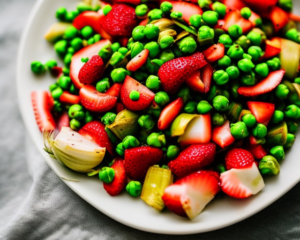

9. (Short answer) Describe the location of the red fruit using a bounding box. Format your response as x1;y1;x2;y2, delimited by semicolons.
158;98;184;130
263;37;281;59
246;143;267;160
168;143;216;178
106;83;122;98
223;10;253;34
120;76;155;111
57;112;69;131
126;49;149;72
116;102;125;113
186;70;204;93
119;37;129;47
247;101;275;126
79;120;114;156
214;19;225;30
79;85;117;113
78;55;104;84
212;120;235;148
203;44;225;63
225;148;255;170
31;91;56;132
108;0;141;4
70;39;111;89
260;6;289;32
101;4;137;37
249;11;261;27
103;160;127;196
162;171;220;219
50;66;63;78
238;69;285;97
201;64;213;93
59;91;80;105
158;52;207;94
219;0;245;10
124;146;163;181
242;0;278;12
288;13;300;23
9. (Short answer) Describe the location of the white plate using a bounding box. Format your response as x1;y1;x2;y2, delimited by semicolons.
17;0;300;235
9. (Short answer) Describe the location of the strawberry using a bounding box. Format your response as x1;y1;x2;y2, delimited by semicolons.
106;0;141;5
158;52;207;94
57;112;70;131
101;4;137;37
220;0;246;10
116;102;125;113
59;91;80;105
106;83;122;98
119;37;129;47
247;101;275;125
124;146;163;181
50;66;63;78
126;49;149;72
223;10;253;34
139;18;148;26
31;91;56;132
242;0;278;12
185;70;204;93
212;120;235;148
79;120;114;156
70;39;111;89
79;85;117;113
263;37;281;60
225;148;255;170
246;143;267;160
78;55;104;84
168;143;216;178
158;98;184;130
260;6;289;32
202;44;225;63
162;171;220;219
103;160;126;196
220;163;265;199
120;76;155;111
238;69;285;97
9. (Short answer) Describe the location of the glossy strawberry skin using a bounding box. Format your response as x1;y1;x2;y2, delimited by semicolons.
106;83;122;98
225;148;255;170
158;52;207;94
78;55;104;84
223;10;253;34
103;160;126;196
59;92;80;105
247;101;275;126
202;44;225;63
168;143;216;178
126;49;149;72
124;146;163;181
212;120;235;148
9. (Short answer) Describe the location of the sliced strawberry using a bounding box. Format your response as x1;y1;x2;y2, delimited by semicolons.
118;37;129;47
288;13;300;23
139;18;148;26
260;6;289;32
116;102;125;113
246;143;268;160
106;83;122;98
70;39;111;89
242;0;278;12
186;70;204;93
247;101;275;125
220;163;265;199
201;64;213;93
78;55;104;84
220;0;246;10
126;49;149;72
79;120;114;156
249;11;261;27
223;10;253;34
50;66;63;78
79;85;117;112
59;91;80;105
31;91;56;132
103;160;127;196
203;44;225;63
238;69;285;97
124;146;163;181
263;37;281;59
168;143;216;178
162;171;220;219
57;112;70;131
225;148;255;170
158;52;207;94
120;76;155;111
158;98;184;130
178;114;212;147
212;120;235;148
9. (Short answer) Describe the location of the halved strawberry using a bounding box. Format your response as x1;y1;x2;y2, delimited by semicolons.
79;85;117;112
78;55;104;84
57;112;70;131
225;148;255;170
79;120;114;156
168;143;216;178
263;37;281;59
242;0;278;12
50;66;63;78
238;69;285;97
70;39;111;89
247;101;275;125
260;6;289;32
59;91;80;105
158;98;184;130
124;146;163;181
223;10;253;34
246;143;268;160
103;160;126;196
162;171;220;219
106;83;122;98
201;64;213;93
212;120;235;148
120;76;155;111
31;91;56;132
203;44;225;63
126;49;149;72
220;163;265;199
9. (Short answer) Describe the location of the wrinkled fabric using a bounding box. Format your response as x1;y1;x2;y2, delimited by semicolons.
1;0;300;239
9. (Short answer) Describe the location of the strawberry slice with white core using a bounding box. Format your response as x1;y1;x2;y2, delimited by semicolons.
212;120;235;148
220;163;265;199
70;39;111;89
162;171;220;220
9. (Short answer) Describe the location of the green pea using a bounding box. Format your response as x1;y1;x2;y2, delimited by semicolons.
123;135;140;149
111;68;128;83
126;181;142;197
278;0;292;12
68;104;85;120
286;28;300;43
132;26;145;41
101;112;116;125
134;71;147;81
136;4;148;17
287;120;298;134
64;26;78;40
242;113;256;128
54;40;68;57
235;35;251;50
198;26;215;46
248;46;263;62
62;67;70;76
240;7;252;20
110;52;124;66
116;143;125;156
49;83;58;92
213;95;229;112
159;35;174;49
138;115;155;131
227;44;244;59
129;90;140;101
58;76;71;90
144;41;160;58
148;9;163;21
147;133;166;148
247;31;261;46
170;11;183;19
212;2;226;18
226;66;240;79
51;87;63;100
166;145;180;160
218;56;231;68
238;58;255;72
266;57;281;71
56;7;67;21
76;2;92;12
212;113;225;126
259;156;280;175
160;1;173;14
243;53;252;60
213;70;229;85
64;53;73;67
65;11;79;23
93;34;101;42
88;37;96;45
202;11;219;26
285;105;300;119
130;42;143;59
155;92;170;106
252;123;267;138
228;24;243;39
67;47;75;54
99;167;115;183
294;77;300;84
197;100;212;114
230;80;239;99
144;24;159;39
96;79;110;93
53;100;62;112
255;63;269;77
111;42;121;53
178;36;197;54
117;47;128;56
207;85;217;101
70;119;81;130
270;110;284;124
198;0;212;9
270;146;285;162
189;14;202;28
70;38;83;51
177;86;191;103
85;111;94;123
219;34;233;48
275;84;289;100
103;5;112;16
98;44;112;60
184;101;197;113
230;122;249;139
81;26;94;39
146;75;161;90
241;71;256;86
45;60;58;71
159;49;175;62
31;61;45;74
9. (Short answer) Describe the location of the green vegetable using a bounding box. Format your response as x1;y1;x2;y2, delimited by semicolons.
116;142;125;156
218;55;231;68
103;5;112;15
198;25;214;46
51;87;63;100
230;122;249;139
129;90;140;101
170;11;182;19
98;44;112;60
219;34;233;48
266;121;288;146
53;100;62;112
144;24;160;39
177;86;191;103
242;113;256;128
213;70;229;85
286;29;300;43
226;66;240;79
111;68;128;83
64;53;73;67
110;52;124;66
99;167;115;183
198;0;212;9
212;2;226;18
248;46;263;61
70;119;81;130
184;101;197;113
123;135;140;149
49;83;58;92
64;26;78;40
68;104;85;120
144;41;160;58
146;75;161;91
189;14;202;28
54;40;68;57
58;76;71;90
212;113;225;126
247;31;261;46
147;133;166;148
138;115;155;131
227;44;244;59
118;47;128;56
197;100;212;114
284;105;300;119
241;71;256;86
70;38;83;51
148;9;163;21
136;4;148;17
259;156;280;175
166;145;180;159
81;26;94;39
255;63;269;77
56;7;67;21
111;42;121;53
240;7;252;19
238;58;255;72
101;112;117;125
213;95;229;112
96;78;110;93
202;11;219;26
31;61;45;74
278;0;292;12
160;2;173;14
270;146;285;162
287;120;298;134
155;92;170;106
159;35;174;49
252;123;268;138
267;57;281;71
284;133;295;148
159;49;175;62
126;181;142;197
76;2;92;13
228;24;243;39
236;35;251;50
85;111;94;123
132;26;145;41
178;36;197;54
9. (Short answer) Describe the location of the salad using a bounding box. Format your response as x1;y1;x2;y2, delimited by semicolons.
30;0;300;220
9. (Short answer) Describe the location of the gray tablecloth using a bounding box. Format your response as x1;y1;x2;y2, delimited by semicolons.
1;0;300;239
